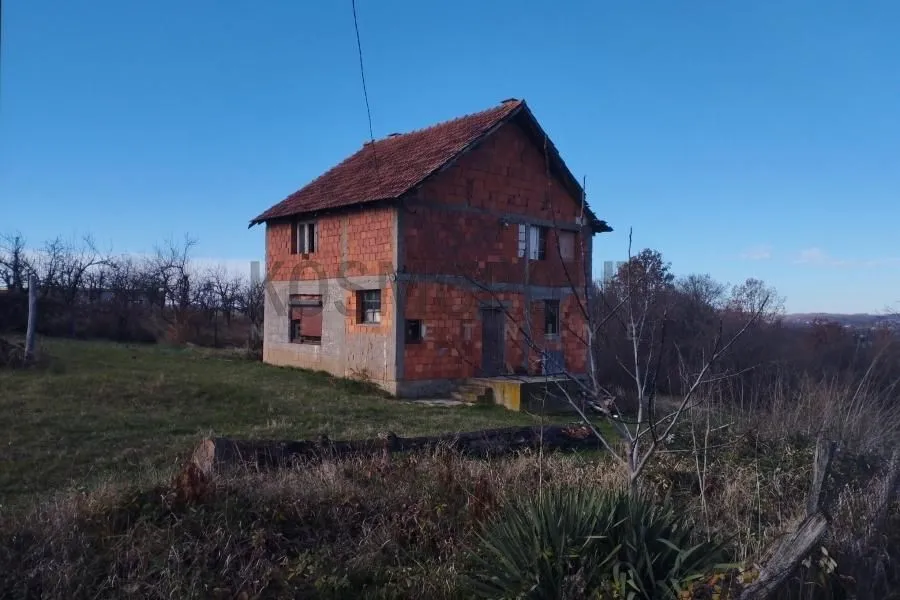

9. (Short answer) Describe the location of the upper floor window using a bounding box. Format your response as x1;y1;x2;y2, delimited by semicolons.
559;231;575;261
292;221;317;254
358;289;381;324
517;224;547;261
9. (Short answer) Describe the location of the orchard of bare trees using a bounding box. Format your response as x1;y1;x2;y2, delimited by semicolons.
0;232;264;353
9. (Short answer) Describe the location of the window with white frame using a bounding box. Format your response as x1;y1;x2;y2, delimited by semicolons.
517;224;548;260
293;221;317;254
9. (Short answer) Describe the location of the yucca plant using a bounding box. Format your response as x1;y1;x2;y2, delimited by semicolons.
609;495;729;598
463;487;728;600
464;486;621;599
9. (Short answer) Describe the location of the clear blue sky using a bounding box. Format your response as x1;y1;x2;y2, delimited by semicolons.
2;0;898;313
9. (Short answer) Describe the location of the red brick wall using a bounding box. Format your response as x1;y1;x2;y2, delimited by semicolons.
266;206;396;281
402;282;588;380
527;295;589;375
402;121;588;288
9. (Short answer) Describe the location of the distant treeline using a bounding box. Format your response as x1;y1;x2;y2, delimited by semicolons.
592;249;900;398
0;233;262;350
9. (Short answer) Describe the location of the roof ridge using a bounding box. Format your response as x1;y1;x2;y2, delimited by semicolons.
367;99;523;146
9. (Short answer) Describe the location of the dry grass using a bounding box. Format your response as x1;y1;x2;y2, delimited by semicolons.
0;452;625;599
2;430;897;599
712;370;900;454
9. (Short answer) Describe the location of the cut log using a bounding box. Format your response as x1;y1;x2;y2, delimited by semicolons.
192;424;604;474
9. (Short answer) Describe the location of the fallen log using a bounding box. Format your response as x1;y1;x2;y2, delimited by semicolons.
192;423;603;474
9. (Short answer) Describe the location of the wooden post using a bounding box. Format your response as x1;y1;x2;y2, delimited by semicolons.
740;437;835;600
24;274;38;362
806;437;837;518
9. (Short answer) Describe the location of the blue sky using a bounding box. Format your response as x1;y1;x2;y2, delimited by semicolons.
2;0;898;313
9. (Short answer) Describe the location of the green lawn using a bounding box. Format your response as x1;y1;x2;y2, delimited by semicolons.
0;339;547;510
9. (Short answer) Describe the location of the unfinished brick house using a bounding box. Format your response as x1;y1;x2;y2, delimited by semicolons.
250;99;611;399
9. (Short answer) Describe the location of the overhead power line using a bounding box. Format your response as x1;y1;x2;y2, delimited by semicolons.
351;0;376;149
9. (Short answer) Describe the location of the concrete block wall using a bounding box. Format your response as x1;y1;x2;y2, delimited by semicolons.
263;277;398;392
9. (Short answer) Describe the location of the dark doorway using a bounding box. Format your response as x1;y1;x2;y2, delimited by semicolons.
480;308;505;376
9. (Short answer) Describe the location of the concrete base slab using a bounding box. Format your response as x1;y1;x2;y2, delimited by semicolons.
469;375;588;412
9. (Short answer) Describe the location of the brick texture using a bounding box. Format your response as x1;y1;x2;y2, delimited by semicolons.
402;121;588;288
402;282;588;380
266;206;396;281
346;284;394;336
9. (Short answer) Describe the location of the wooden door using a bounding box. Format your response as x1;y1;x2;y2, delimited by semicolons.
480;308;505;376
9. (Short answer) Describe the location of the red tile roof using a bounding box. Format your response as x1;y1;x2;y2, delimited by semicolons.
250;100;523;224
250;99;610;233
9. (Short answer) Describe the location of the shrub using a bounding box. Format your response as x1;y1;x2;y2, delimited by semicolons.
464;487;727;599
0;336;26;368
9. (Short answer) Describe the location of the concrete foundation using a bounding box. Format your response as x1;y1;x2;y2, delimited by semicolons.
471;376;587;413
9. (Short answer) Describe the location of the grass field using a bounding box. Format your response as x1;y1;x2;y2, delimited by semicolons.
0;339;545;510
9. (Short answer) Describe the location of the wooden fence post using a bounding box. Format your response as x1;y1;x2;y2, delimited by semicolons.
24;274;37;362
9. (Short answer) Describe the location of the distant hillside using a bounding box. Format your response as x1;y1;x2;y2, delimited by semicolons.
783;313;900;329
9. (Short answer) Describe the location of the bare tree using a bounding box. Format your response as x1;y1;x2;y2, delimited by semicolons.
33;236;110;336
236;274;265;354
152;235;199;337
727;277;785;319
209;265;243;329
454;221;769;496
0;232;32;292
565;235;772;494
103;255;157;340
677;273;727;310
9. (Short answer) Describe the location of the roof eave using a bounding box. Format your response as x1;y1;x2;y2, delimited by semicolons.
592;220;613;234
248;197;399;228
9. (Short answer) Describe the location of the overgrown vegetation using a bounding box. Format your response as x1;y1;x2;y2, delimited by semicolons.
1;420;897;598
